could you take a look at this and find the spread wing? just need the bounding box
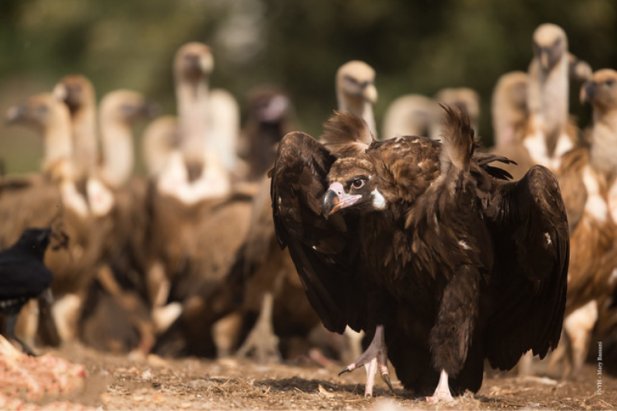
[483,165,569,370]
[270,131,365,333]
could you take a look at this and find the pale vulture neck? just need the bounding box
[99,114,134,188]
[72,104,98,177]
[176,79,209,165]
[205,89,239,172]
[527,54,569,153]
[42,112,74,177]
[142,116,177,177]
[338,94,377,138]
[590,108,617,177]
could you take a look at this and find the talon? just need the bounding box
[338,366,352,376]
[381,372,394,393]
[338,325,390,397]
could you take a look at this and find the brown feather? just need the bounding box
[439,105,475,172]
[320,111,372,157]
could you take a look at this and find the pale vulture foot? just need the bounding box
[338,324,393,397]
[426,369,454,403]
[236,292,281,363]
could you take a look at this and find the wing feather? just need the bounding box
[270,131,365,333]
[484,165,569,369]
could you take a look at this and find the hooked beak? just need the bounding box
[580,81,595,104]
[363,83,378,104]
[322,182,361,218]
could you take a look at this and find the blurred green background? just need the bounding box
[1,0,616,174]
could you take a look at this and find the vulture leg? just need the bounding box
[4,313,36,356]
[236,292,281,363]
[426,369,454,403]
[342,326,364,363]
[339,325,393,397]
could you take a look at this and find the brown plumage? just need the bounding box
[76,90,155,355]
[271,107,568,399]
[143,44,251,358]
[551,69,617,376]
[2,93,109,343]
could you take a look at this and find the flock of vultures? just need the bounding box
[1,21,617,403]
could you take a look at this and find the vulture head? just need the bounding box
[493,71,528,112]
[247,87,292,125]
[100,90,155,124]
[320,112,385,217]
[5,93,70,133]
[174,42,214,85]
[532,23,568,71]
[336,60,378,106]
[580,69,617,111]
[322,157,384,217]
[53,74,96,115]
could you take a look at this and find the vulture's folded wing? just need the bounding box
[270,132,365,333]
[483,165,569,370]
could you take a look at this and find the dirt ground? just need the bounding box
[8,342,615,410]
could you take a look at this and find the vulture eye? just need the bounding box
[350,177,366,190]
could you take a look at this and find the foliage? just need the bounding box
[1,0,616,171]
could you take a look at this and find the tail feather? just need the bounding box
[439,105,475,172]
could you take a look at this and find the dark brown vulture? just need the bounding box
[270,107,569,400]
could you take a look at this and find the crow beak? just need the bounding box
[581,82,595,104]
[322,182,361,218]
